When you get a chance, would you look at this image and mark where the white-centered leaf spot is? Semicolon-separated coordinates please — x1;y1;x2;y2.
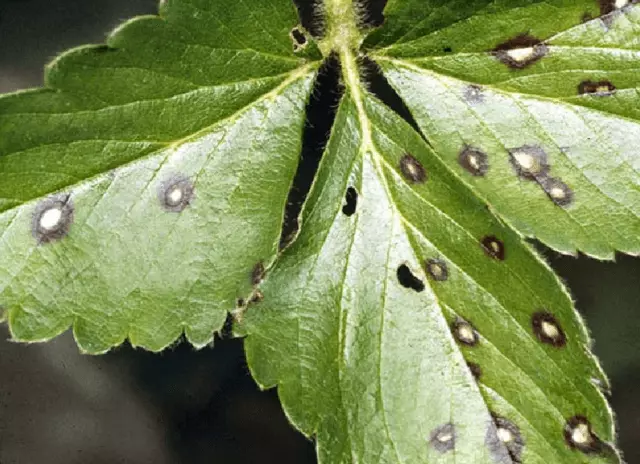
159;175;194;212
493;34;548;69
532;311;567;347
459;146;489;177
508;145;549;180
564;416;611;455
399;153;427;183
494;415;525;462
539;176;573;207
32;194;74;244
451;317;479;347
430;423;456;453
481;235;506;261
578;80;616;96
425;258;449;282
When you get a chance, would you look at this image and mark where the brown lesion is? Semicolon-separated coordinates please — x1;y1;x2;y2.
493;33;549;69
564;416;611;454
531;311;567;347
538;176;574;207
578;80;617;96
458;146;489;177
399;153;427;184
480;235;505;261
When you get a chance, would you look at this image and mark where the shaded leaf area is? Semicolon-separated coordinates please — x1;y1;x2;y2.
0;0;320;352
368;1;640;258
244;91;618;463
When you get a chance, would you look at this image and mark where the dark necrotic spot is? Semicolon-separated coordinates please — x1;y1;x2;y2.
399;153;427;183
459;146;489;176
425;258;449;282
481;235;505;261
430;423;456;453
159;175;194;212
578;80;616;96
443;46;453;53
236;298;245;307
539;176;573;207
564;415;608;454
532;311;567;347
32;194;74;244
467;362;483;380
508;145;549;180
487;415;525;463
451;317;479;347
251;261;265;286
342;187;358;216
463;84;485;105
397;264;425;292
493;34;548;69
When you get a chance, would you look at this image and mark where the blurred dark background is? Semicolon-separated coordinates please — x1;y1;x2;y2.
0;1;638;463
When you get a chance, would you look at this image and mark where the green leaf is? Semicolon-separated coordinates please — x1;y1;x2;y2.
1;0;632;462
243;41;619;461
0;0;320;352
368;0;640;258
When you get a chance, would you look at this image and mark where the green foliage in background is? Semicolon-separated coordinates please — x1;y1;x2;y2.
1;0;639;462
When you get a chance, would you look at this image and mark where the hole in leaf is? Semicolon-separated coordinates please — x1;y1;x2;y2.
481;236;505;261
451;317;479;347
32;194;74;244
399;153;427;183
508;145;549;180
430;423;456;453
159;175;194;212
458;146;489;177
280;54;342;249
290;26;308;51
397;264;425;292
493;34;548;69
532;311;567;347
425;258;449;282
578;80;616;96
342;187;358;216
539;176;573;207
